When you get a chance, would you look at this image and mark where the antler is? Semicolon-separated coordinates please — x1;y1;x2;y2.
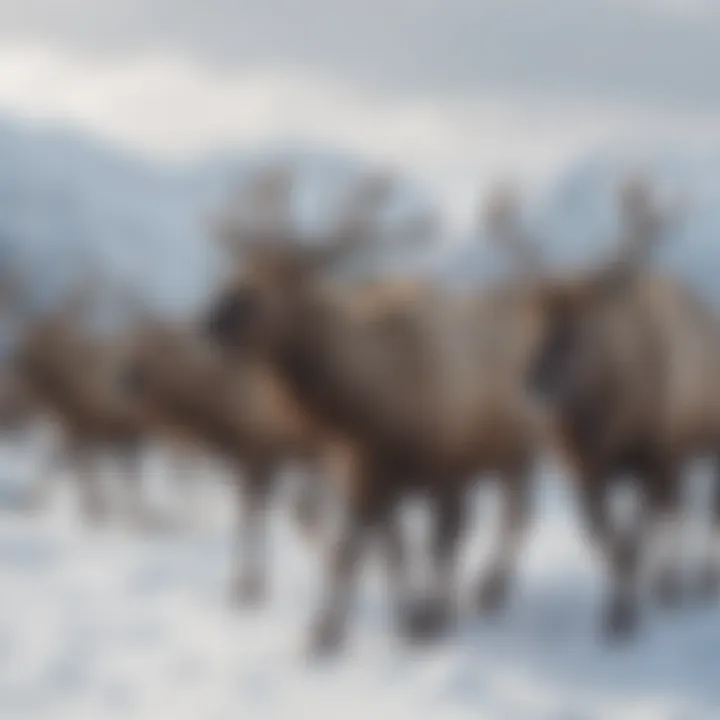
330;171;396;249
615;174;683;268
210;162;298;260
212;164;438;274
483;181;541;274
243;162;295;234
323;169;438;267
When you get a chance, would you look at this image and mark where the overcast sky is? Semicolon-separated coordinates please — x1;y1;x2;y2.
1;0;720;211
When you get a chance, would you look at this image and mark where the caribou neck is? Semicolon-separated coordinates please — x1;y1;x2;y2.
269;288;416;453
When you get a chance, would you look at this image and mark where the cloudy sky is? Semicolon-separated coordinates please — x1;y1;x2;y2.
1;0;719;209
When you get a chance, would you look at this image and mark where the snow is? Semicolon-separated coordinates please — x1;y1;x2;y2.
0;444;719;720
3;116;720;718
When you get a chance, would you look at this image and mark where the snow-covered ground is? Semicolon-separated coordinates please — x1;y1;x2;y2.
0;442;719;720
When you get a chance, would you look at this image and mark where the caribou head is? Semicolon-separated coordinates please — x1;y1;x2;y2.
527;176;682;416
204;165;435;355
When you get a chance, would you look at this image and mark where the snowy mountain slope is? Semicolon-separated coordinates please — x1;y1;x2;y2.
0;119;441;326
0;117;211;319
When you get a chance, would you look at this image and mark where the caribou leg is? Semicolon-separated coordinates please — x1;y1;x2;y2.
293;463;326;542
232;461;274;607
578;475;647;640
697;453;720;601
404;485;464;642
73;443;108;525
648;462;683;608
308;462;384;657
377;502;412;635
167;444;196;525
118;439;147;528
476;463;532;615
26;433;67;511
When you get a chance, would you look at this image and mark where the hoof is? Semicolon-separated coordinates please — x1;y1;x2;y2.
294;505;322;538
695;567;720;604
476;572;510;615
307;617;345;658
231;575;266;608
402;598;452;644
83;507;107;527
654;571;683;609
603;598;638;642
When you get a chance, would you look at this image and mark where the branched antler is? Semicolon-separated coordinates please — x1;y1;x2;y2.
330;171;397;251
212;164;438;275
326;170;438;265
483;182;541;274
210;162;299;259
616;174;685;268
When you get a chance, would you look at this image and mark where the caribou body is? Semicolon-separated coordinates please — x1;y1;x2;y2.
203;189;547;654
528;180;720;637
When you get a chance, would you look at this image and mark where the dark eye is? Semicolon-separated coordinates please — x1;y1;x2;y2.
205;288;259;346
227;289;260;326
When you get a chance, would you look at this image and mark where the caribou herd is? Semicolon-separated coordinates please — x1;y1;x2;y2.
1;165;719;657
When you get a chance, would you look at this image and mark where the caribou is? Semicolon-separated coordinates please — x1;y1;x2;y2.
121;312;339;604
203;169;548;655
527;178;720;638
2;271;151;524
119;167;439;607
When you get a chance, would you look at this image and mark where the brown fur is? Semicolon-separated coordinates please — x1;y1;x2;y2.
123;281;451;607
10;298;148;522
528;182;720;638
204;235;546;653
